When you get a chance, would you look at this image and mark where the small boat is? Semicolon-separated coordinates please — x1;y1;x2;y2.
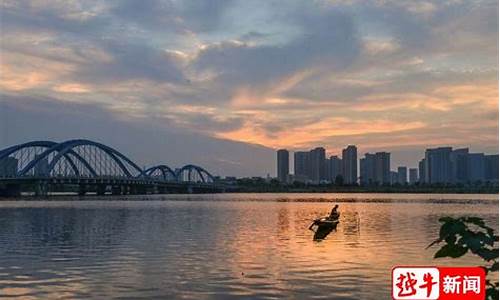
313;217;339;227
309;217;339;231
309;216;339;241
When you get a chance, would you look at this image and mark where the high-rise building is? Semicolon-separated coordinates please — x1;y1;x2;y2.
375;152;391;184
450;148;469;183
360;153;375;185
390;171;398;185
360;157;366;185
468;153;485;182
360;152;390;185
329;156;342;183
424;147;452;183
485;154;499;182
294;148;339;184
409;168;418;184
418;159;426;184
277;149;289;183
294;151;310;182
342;145;357;184
397;166;407;184
0;157;18;177
324;159;331;182
309;147;326;183
420;147;498;184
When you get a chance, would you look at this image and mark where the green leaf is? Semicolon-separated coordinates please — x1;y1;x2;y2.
476;248;499;261
486;286;499;300
439;220;466;240
460;232;489;251
476;231;497;247
489;262;498;272
434;244;468;259
444;234;457;245
464;238;483;251
465;217;486;227
439;216;454;223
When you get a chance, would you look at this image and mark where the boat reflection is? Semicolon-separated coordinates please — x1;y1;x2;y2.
310;219;339;241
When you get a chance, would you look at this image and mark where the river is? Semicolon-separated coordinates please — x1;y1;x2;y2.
0;193;497;299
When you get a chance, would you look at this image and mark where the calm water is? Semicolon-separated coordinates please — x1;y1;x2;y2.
0;193;497;299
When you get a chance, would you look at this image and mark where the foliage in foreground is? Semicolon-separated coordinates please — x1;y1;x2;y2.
428;216;499;300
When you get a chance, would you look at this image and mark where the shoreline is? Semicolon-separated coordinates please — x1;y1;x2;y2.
1;190;498;198
224;187;499;194
1;191;498;202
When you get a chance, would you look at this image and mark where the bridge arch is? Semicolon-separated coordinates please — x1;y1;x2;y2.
143;165;177;181
176;164;215;183
0;141;96;177
16;139;143;178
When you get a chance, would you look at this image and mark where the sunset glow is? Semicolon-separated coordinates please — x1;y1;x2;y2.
0;0;498;175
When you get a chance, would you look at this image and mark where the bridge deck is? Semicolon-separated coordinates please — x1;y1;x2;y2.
0;177;224;197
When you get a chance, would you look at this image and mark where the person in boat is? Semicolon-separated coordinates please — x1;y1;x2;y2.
308;205;340;230
329;204;340;220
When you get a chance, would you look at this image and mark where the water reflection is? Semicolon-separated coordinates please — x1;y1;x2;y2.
311;222;338;241
0;196;497;299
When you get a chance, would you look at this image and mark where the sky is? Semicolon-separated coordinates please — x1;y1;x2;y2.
0;0;498;177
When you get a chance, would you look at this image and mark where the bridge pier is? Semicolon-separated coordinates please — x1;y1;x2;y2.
128;185;135;195
157;186;167;194
35;181;49;197
78;184;87;196
111;185;123;195
0;184;21;197
96;185;106;196
128;185;147;195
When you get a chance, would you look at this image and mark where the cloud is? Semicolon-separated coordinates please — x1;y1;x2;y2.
74;41;187;84
110;0;234;33
53;83;91;93
0;0;109;36
216;115;427;149
191;5;361;90
0;0;497;175
0;93;274;177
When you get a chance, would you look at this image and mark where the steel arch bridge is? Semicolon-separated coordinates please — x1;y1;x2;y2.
176;164;215;183
0;139;220;196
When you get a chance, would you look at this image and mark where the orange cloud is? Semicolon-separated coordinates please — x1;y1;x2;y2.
353;93;450;112
53;83;91;93
353;81;498;112
433;83;498;108
0;51;74;91
0;70;49;91
216;117;426;149
230;70;313;109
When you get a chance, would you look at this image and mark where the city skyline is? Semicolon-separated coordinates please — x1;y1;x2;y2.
276;144;498;184
1;0;498;177
277;144;499;173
